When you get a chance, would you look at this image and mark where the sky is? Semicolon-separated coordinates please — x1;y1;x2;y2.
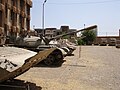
31;0;120;36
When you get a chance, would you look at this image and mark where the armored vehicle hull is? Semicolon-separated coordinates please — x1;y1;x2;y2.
0;46;62;83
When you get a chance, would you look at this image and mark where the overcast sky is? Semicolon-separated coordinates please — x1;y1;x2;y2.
31;0;120;36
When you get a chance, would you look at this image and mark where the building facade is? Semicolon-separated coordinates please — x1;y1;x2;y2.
0;0;32;45
34;26;77;40
45;28;57;39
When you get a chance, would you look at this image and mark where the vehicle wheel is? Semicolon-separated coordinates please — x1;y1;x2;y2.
43;55;55;66
54;51;63;64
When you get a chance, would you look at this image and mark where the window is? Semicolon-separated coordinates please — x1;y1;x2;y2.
10;5;17;25
26;5;30;15
20;0;24;11
46;30;51;33
14;13;17;25
19;15;22;29
0;11;2;27
26;19;29;30
16;1;18;8
11;0;16;6
15;0;17;7
0;0;2;3
10;11;14;21
5;4;8;18
11;0;14;6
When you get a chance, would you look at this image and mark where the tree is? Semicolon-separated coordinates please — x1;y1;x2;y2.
81;30;96;45
77;39;85;45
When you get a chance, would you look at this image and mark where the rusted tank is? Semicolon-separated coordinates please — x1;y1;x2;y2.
12;25;97;65
54;25;97;54
0;25;97;84
49;39;76;56
14;36;64;66
0;46;62;83
38;25;97;56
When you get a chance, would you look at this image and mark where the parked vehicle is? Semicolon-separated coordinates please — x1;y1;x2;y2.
0;25;97;84
116;40;120;48
108;38;116;46
100;38;107;46
14;25;97;65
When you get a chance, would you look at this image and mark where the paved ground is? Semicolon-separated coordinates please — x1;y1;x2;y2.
17;46;120;90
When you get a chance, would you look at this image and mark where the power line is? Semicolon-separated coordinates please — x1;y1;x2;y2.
48;0;120;5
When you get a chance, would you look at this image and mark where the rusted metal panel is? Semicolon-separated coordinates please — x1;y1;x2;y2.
0;68;10;78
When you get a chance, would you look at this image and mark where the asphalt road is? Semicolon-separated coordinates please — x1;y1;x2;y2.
17;46;120;90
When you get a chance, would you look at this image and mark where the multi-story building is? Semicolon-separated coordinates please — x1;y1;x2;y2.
45;28;57;39
34;26;77;40
0;0;32;45
60;26;69;33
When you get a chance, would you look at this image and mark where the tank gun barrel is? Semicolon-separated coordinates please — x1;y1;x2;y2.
37;25;97;45
77;25;97;32
49;25;97;41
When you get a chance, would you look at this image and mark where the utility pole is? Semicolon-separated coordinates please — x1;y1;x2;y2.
42;0;47;36
119;29;120;37
84;24;85;29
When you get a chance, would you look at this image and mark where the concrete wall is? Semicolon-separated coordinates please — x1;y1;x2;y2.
94;36;120;45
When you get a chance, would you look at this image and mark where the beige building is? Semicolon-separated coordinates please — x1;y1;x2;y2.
45;28;57;39
0;0;32;45
35;26;77;39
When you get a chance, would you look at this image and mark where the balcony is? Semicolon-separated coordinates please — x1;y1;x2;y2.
27;0;32;7
20;10;25;17
12;6;17;13
0;3;4;11
0;27;4;33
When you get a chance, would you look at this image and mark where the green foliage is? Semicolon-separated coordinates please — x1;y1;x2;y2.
81;30;96;45
63;35;70;39
77;39;85;45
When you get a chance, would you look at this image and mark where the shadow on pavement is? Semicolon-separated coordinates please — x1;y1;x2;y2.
0;79;42;90
35;60;66;68
65;64;86;68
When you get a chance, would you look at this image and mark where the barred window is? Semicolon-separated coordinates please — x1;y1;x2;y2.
0;11;2;27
